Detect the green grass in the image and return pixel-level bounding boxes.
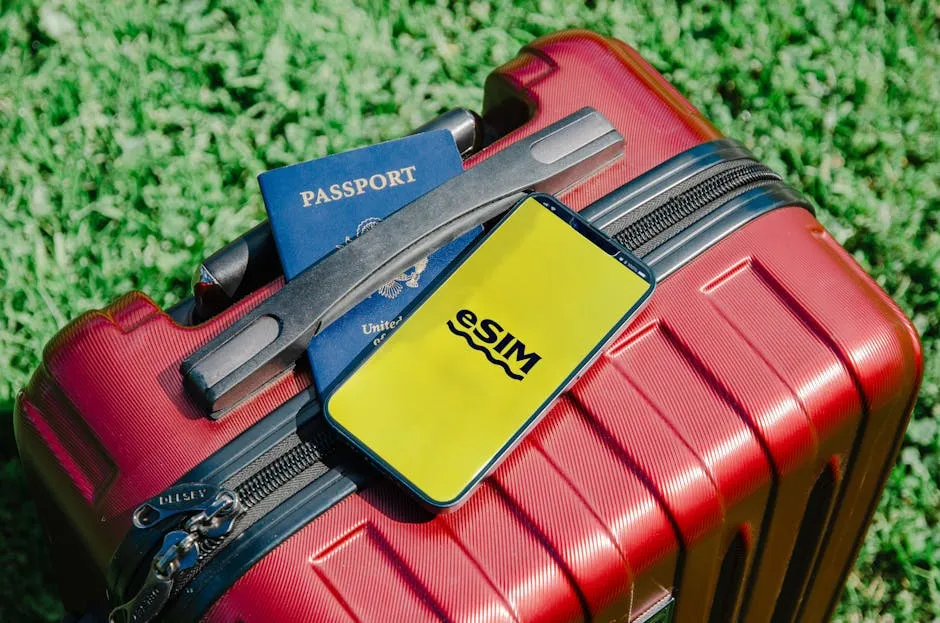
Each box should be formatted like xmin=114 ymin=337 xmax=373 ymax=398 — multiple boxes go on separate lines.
xmin=0 ymin=0 xmax=936 ymax=620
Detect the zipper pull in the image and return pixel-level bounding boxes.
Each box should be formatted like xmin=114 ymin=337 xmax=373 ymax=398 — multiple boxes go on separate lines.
xmin=111 ymin=488 xmax=244 ymax=623
xmin=132 ymin=483 xmax=227 ymax=528
xmin=183 ymin=488 xmax=243 ymax=538
xmin=109 ymin=530 xmax=200 ymax=623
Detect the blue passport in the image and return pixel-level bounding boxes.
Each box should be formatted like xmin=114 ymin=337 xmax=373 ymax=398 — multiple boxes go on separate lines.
xmin=259 ymin=130 xmax=479 ymax=393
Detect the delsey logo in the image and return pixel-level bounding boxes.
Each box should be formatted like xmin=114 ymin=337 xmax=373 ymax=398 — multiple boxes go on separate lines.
xmin=446 ymin=309 xmax=542 ymax=380
xmin=299 ymin=165 xmax=418 ymax=207
xmin=157 ymin=487 xmax=209 ymax=507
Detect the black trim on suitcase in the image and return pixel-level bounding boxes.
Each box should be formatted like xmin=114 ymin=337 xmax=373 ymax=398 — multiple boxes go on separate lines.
xmin=106 ymin=389 xmax=319 ymax=601
xmin=642 ymin=181 xmax=809 ymax=279
xmin=583 ymin=138 xmax=812 ymax=278
xmin=162 ymin=466 xmax=366 ymax=622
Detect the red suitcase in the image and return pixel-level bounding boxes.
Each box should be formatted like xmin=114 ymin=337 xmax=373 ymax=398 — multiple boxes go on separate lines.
xmin=14 ymin=30 xmax=922 ymax=623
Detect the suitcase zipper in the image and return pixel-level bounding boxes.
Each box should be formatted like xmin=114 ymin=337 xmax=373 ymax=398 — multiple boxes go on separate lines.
xmin=583 ymin=138 xmax=809 ymax=279
xmin=110 ymin=427 xmax=340 ymax=623
xmin=610 ymin=162 xmax=781 ymax=253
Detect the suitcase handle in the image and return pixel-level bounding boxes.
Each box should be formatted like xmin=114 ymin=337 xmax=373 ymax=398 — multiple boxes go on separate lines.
xmin=189 ymin=109 xmax=486 ymax=323
xmin=181 ymin=107 xmax=624 ymax=416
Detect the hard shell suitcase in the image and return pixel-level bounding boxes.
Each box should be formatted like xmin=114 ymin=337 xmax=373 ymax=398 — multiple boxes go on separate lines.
xmin=14 ymin=30 xmax=922 ymax=623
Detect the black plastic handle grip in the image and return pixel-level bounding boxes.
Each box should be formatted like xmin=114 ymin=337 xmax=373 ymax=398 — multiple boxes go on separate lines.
xmin=191 ymin=108 xmax=485 ymax=322
xmin=181 ymin=107 xmax=624 ymax=416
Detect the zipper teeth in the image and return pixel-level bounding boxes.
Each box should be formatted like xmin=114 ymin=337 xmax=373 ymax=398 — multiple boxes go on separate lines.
xmin=178 ymin=435 xmax=335 ymax=568
xmin=204 ymin=434 xmax=336 ymax=554
xmin=235 ymin=432 xmax=336 ymax=509
xmin=614 ymin=162 xmax=781 ymax=252
xmin=167 ymin=430 xmax=339 ymax=600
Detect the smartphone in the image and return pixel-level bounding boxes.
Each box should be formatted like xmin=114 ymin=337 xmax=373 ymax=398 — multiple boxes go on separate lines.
xmin=323 ymin=193 xmax=655 ymax=509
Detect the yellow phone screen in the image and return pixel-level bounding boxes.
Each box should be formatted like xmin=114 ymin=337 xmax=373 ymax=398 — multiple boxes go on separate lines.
xmin=324 ymin=195 xmax=654 ymax=507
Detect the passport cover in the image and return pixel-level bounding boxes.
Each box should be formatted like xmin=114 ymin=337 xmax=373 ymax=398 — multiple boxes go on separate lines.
xmin=259 ymin=130 xmax=479 ymax=392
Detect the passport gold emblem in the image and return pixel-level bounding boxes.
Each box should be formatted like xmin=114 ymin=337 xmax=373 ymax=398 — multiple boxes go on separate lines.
xmin=299 ymin=165 xmax=418 ymax=207
xmin=446 ymin=309 xmax=542 ymax=380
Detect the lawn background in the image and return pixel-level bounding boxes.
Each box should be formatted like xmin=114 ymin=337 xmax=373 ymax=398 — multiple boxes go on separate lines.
xmin=1 ymin=0 xmax=936 ymax=620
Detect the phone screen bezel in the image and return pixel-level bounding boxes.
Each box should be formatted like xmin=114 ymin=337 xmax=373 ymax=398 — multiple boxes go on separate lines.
xmin=531 ymin=193 xmax=653 ymax=283
xmin=323 ymin=192 xmax=656 ymax=508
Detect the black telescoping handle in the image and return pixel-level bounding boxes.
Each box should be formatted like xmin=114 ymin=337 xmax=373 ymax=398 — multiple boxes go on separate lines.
xmin=193 ymin=221 xmax=279 ymax=317
xmin=181 ymin=107 xmax=624 ymax=416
